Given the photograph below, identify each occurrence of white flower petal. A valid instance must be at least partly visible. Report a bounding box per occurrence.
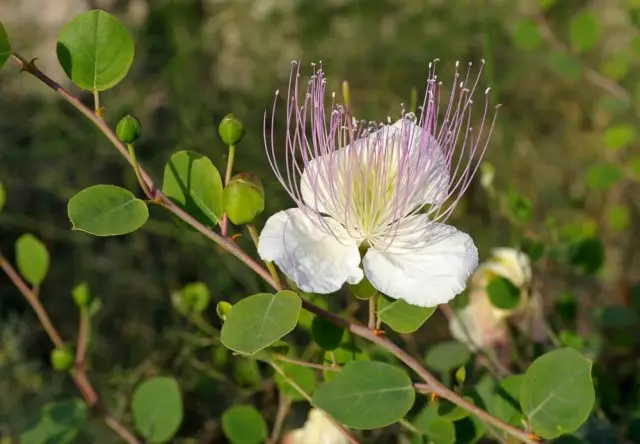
[258,208,363,293]
[362,218,478,307]
[299,119,450,230]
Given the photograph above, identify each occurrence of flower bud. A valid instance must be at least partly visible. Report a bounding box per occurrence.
[223,173,264,225]
[216,301,233,322]
[455,366,467,385]
[50,347,74,371]
[218,113,245,145]
[72,282,92,308]
[116,115,142,143]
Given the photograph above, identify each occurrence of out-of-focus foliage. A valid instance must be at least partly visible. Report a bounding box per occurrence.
[1,0,640,442]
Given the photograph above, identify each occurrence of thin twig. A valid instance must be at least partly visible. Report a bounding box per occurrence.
[75,307,90,367]
[0,251,139,443]
[267,391,291,444]
[0,253,64,347]
[11,55,534,444]
[273,353,340,372]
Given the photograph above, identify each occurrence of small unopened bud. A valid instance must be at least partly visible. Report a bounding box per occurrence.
[218,113,245,146]
[50,347,74,371]
[223,173,264,225]
[216,301,233,321]
[116,115,142,143]
[72,282,92,308]
[455,366,467,385]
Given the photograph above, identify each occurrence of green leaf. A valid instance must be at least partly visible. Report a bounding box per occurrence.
[311,316,344,350]
[413,406,456,444]
[570,11,599,53]
[549,51,582,79]
[15,234,49,286]
[425,341,471,374]
[559,330,584,350]
[486,276,521,310]
[222,405,267,444]
[20,399,86,444]
[162,151,224,227]
[520,348,595,439]
[274,363,317,401]
[221,291,301,355]
[585,164,624,191]
[0,182,5,212]
[506,190,533,222]
[512,19,542,51]
[425,418,456,444]
[600,54,630,81]
[570,236,604,275]
[607,205,630,232]
[599,305,638,328]
[492,375,525,426]
[67,184,148,236]
[131,377,183,443]
[312,360,415,429]
[378,295,436,333]
[56,9,134,91]
[604,124,636,150]
[0,22,10,71]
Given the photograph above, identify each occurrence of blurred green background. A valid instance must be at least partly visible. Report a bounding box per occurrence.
[1,0,640,442]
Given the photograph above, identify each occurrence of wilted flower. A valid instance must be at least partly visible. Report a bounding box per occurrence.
[259,61,497,307]
[449,247,539,350]
[281,408,349,444]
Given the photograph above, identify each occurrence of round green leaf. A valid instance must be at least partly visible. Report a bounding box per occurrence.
[570,236,604,275]
[570,11,599,53]
[131,377,183,443]
[56,10,134,91]
[549,51,582,79]
[424,341,471,374]
[311,315,344,350]
[585,164,624,191]
[604,124,636,150]
[607,205,630,232]
[413,406,457,444]
[162,151,224,227]
[378,295,436,333]
[274,363,317,401]
[20,399,86,444]
[222,405,267,444]
[221,291,301,355]
[512,19,542,51]
[520,348,595,439]
[67,184,148,236]
[15,234,49,286]
[425,418,456,444]
[486,276,521,310]
[492,374,525,426]
[312,360,415,429]
[600,54,630,81]
[0,22,10,71]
